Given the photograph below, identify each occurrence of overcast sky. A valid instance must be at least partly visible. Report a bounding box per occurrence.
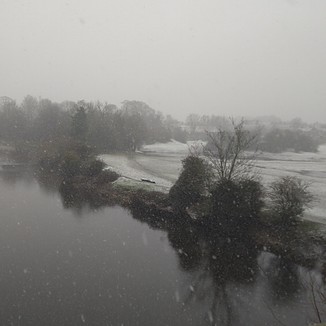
[0,0,325,122]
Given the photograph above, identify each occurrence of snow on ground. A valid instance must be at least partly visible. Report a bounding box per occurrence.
[100,142,326,224]
[141,140,189,154]
[255,145,326,224]
[257,145,326,162]
[141,139,206,154]
[112,176,169,193]
[98,153,175,193]
[99,140,197,188]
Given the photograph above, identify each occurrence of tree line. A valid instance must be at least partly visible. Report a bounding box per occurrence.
[0,96,187,152]
[1,95,324,155]
[185,113,325,153]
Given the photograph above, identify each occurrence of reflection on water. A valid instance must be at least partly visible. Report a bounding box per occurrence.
[0,169,325,325]
[167,224,259,325]
[131,203,324,326]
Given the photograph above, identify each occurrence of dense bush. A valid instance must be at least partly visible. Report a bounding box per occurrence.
[35,138,107,181]
[80,159,106,177]
[169,155,212,212]
[98,169,120,183]
[60,156,107,179]
[37,139,91,171]
[60,151,81,178]
[210,178,264,232]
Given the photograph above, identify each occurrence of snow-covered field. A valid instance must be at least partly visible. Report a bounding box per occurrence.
[100,141,326,224]
[255,146,326,224]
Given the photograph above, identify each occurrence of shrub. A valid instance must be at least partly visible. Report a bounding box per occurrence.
[81,159,106,177]
[169,154,212,212]
[210,177,264,232]
[36,138,95,177]
[268,176,314,226]
[59,151,81,178]
[96,169,120,183]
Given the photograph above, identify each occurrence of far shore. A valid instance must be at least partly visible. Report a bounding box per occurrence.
[99,141,326,224]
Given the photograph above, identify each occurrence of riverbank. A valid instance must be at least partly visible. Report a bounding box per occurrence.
[100,142,326,224]
[2,141,325,272]
[54,167,326,273]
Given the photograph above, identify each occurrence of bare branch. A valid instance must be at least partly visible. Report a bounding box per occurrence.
[204,118,258,181]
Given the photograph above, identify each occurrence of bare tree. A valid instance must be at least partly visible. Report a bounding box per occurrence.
[204,118,258,181]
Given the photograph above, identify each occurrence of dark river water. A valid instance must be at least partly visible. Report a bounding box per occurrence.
[0,169,325,326]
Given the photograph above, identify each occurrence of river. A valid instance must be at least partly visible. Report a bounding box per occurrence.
[0,169,325,325]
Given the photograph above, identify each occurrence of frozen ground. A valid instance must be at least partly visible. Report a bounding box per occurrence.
[100,141,326,224]
[255,145,326,224]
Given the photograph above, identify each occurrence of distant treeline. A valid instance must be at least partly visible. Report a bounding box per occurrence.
[1,96,325,154]
[259,128,319,153]
[185,113,326,153]
[0,96,187,152]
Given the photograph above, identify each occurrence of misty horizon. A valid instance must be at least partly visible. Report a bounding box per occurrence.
[1,0,325,123]
[1,94,324,126]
